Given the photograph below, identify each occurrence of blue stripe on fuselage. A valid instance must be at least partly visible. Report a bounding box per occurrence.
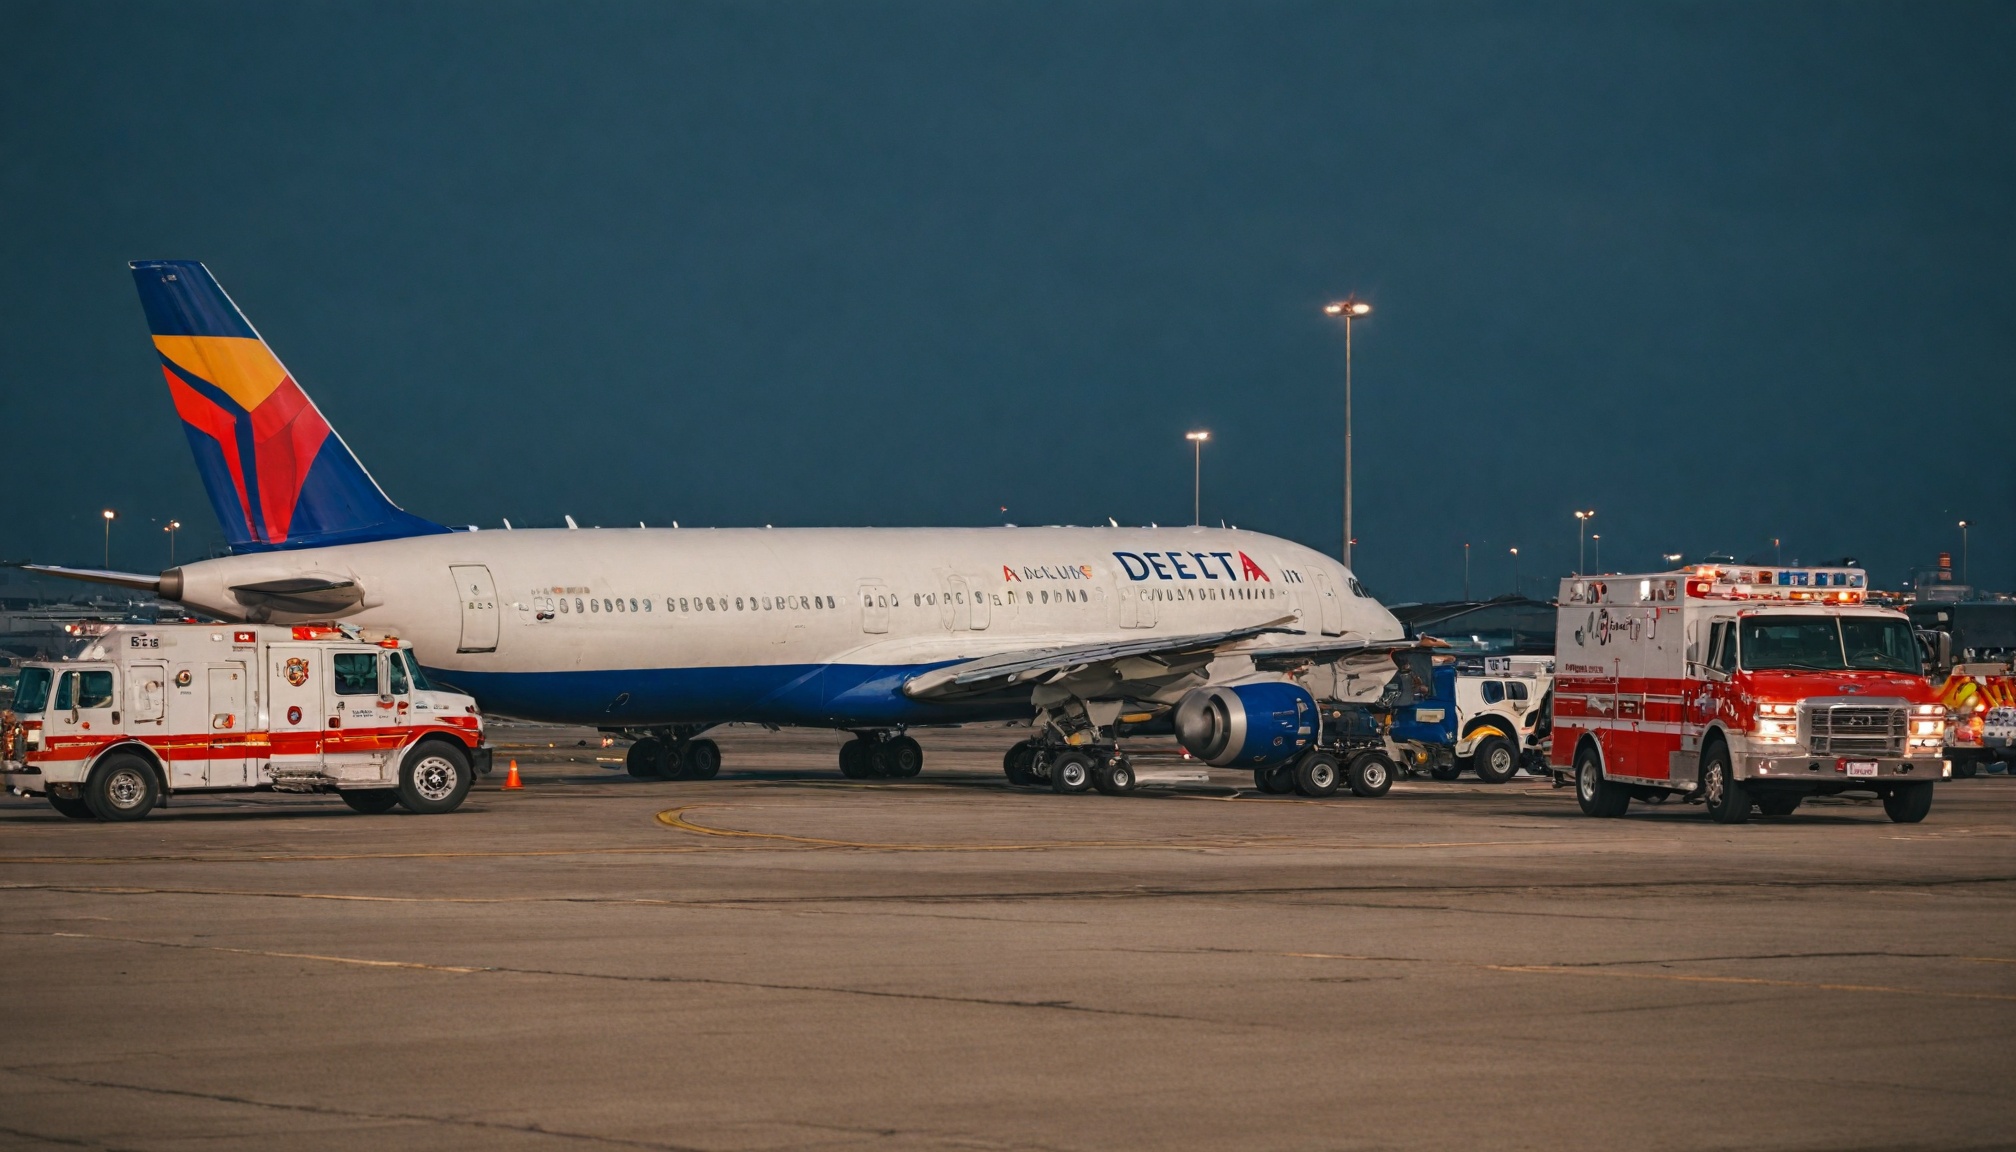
[422,660,1014,728]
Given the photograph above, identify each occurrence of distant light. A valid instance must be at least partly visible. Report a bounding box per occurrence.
[101,509,115,521]
[1323,299,1372,317]
[1185,430,1210,442]
[1574,509,1595,521]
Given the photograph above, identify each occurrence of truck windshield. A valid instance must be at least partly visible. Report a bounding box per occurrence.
[11,667,52,714]
[401,650,433,691]
[1741,616,1922,674]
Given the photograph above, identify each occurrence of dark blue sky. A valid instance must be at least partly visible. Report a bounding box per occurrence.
[3,1,2010,600]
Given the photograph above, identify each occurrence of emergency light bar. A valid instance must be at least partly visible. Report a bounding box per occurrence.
[1567,568,1869,606]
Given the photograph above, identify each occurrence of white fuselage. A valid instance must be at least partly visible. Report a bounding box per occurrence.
[165,526,1401,727]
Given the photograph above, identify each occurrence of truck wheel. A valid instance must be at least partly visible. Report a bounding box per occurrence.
[1756,794,1801,817]
[85,754,159,822]
[1951,754,1978,779]
[1293,752,1341,797]
[397,742,473,815]
[1472,735,1518,784]
[340,789,400,814]
[1050,751,1095,794]
[1094,758,1137,796]
[625,737,662,778]
[1883,783,1934,823]
[1574,745,1629,818]
[685,738,721,779]
[1347,751,1395,797]
[1255,764,1296,794]
[1701,745,1750,824]
[883,735,924,778]
[48,795,96,820]
[1430,762,1463,781]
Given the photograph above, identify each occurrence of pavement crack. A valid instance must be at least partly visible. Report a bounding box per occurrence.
[3,1069,710,1151]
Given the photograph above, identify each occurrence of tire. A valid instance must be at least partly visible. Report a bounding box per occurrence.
[657,741,687,780]
[1347,751,1395,797]
[85,754,159,822]
[340,789,401,814]
[1050,750,1095,794]
[1293,752,1341,798]
[883,735,923,778]
[839,739,871,778]
[48,795,96,820]
[1003,740,1037,786]
[625,737,663,778]
[1951,754,1979,779]
[1883,783,1934,823]
[1471,734,1519,784]
[1574,744,1630,818]
[397,741,473,815]
[1700,743,1750,824]
[1429,762,1463,781]
[1094,758,1137,796]
[1255,764,1296,794]
[1756,794,1801,817]
[685,739,721,780]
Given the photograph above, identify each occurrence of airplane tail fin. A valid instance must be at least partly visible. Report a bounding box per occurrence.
[129,260,448,553]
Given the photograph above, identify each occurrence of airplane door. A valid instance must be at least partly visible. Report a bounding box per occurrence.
[205,664,251,787]
[946,576,971,631]
[450,565,500,653]
[967,578,991,631]
[1311,571,1345,636]
[267,644,325,775]
[859,582,891,634]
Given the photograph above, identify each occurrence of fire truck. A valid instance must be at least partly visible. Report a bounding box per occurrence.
[1549,567,1948,823]
[2,623,489,821]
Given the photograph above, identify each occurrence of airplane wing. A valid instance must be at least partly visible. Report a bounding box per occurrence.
[901,619,1300,701]
[1247,635,1437,671]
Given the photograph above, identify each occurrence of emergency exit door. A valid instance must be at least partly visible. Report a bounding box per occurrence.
[450,565,499,653]
[1310,571,1345,636]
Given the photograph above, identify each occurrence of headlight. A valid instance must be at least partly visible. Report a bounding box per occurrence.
[1910,719,1944,737]
[1759,703,1798,716]
[1754,707,1799,744]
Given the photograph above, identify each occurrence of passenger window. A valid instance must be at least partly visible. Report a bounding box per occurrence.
[1481,680,1506,705]
[736,598,745,611]
[71,670,115,708]
[54,672,74,710]
[559,599,570,614]
[575,598,584,613]
[1508,681,1529,702]
[639,599,648,612]
[388,653,409,695]
[332,652,379,695]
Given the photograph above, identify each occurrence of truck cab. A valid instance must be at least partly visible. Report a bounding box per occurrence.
[1389,655,1554,783]
[3,623,489,821]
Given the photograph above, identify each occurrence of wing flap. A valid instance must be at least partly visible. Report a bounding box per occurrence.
[902,618,1300,700]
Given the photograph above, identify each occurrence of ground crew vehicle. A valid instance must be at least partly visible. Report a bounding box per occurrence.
[2,623,489,821]
[1908,601,2016,776]
[1550,567,1947,823]
[1390,655,1554,782]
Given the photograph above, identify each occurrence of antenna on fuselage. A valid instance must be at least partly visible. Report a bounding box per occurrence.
[1108,517,1118,527]
[564,515,578,529]
[503,519,513,530]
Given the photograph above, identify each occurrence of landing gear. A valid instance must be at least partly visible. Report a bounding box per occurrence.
[1094,757,1138,796]
[1049,750,1095,794]
[1004,740,1039,786]
[1254,764,1296,794]
[619,726,721,781]
[626,737,662,778]
[839,732,923,779]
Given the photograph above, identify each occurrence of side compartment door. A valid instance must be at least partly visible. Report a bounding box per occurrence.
[205,663,252,787]
[859,582,891,634]
[1310,571,1345,636]
[450,565,500,653]
[266,644,326,776]
[163,663,207,788]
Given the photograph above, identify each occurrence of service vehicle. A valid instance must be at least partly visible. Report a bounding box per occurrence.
[1909,601,2016,775]
[1390,655,1554,783]
[2,623,489,821]
[1550,567,1947,823]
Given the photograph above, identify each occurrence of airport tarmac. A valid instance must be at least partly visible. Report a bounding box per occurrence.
[2,722,2011,1152]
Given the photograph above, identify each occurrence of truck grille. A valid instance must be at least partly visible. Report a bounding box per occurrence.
[1803,704,1906,756]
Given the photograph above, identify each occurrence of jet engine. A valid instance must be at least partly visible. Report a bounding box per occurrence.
[1172,682,1318,767]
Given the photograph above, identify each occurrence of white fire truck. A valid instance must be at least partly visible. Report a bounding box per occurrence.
[1549,567,1948,823]
[2,623,489,821]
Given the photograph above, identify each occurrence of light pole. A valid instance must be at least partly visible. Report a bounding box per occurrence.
[1574,509,1595,575]
[1185,431,1210,526]
[1509,546,1520,598]
[101,509,115,568]
[1463,542,1471,602]
[1323,297,1372,568]
[1959,520,1969,585]
[164,519,181,566]
[1591,533,1601,573]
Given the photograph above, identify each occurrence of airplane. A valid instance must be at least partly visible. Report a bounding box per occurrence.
[24,260,1409,796]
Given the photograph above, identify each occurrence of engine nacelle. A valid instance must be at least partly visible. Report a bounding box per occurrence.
[1172,682,1318,767]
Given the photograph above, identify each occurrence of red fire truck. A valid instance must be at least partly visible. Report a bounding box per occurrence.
[1550,566,1947,823]
[3,623,489,821]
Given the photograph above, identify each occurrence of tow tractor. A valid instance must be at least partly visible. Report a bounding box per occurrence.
[1388,655,1554,782]
[1549,566,1947,823]
[2,623,490,821]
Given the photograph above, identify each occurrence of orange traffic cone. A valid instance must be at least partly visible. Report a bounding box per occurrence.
[502,758,523,790]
